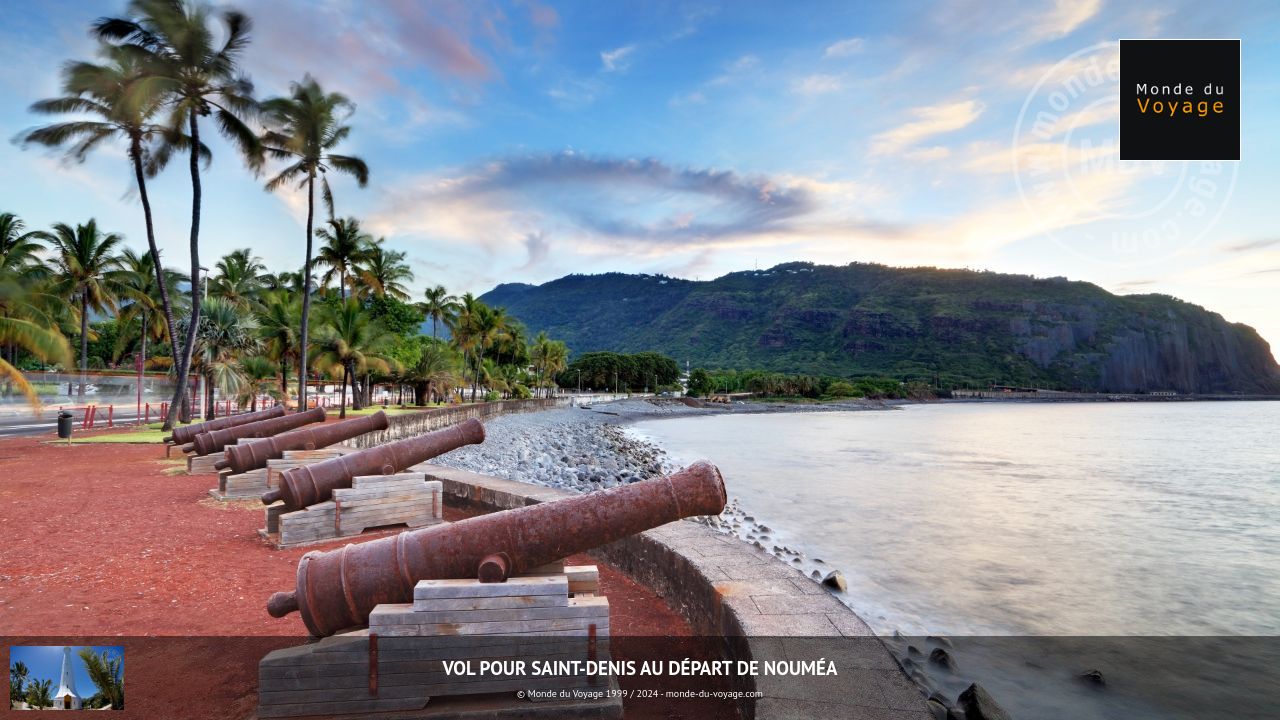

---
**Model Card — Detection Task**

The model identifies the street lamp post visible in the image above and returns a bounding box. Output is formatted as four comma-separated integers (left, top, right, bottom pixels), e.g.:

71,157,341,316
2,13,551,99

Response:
577,369,581,394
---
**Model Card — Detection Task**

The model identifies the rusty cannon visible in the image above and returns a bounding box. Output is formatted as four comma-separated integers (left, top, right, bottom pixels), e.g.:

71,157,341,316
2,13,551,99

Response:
214,410,391,473
267,460,726,636
184,406,327,456
261,418,486,510
164,405,285,445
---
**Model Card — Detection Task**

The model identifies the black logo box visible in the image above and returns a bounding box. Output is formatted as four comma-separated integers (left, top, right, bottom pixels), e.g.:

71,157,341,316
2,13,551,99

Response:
1120,39,1240,161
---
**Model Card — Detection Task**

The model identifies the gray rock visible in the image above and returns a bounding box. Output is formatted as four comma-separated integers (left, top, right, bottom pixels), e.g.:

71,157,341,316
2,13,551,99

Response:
929,647,957,671
927,698,950,720
821,570,848,592
957,684,1010,720
1078,669,1106,687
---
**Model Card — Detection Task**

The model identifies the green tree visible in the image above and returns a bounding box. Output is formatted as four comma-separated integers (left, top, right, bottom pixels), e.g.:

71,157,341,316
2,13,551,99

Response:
256,290,299,399
96,0,262,429
259,76,369,411
419,285,457,341
182,296,260,419
20,43,197,401
46,219,127,398
8,659,28,706
210,248,266,308
237,354,282,411
408,338,461,406
356,238,413,301
78,647,124,710
311,298,390,418
687,368,713,397
113,248,184,368
0,213,49,278
25,677,53,710
313,217,370,301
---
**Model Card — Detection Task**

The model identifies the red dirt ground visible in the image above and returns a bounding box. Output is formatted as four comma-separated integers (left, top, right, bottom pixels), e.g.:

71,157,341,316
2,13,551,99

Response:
0,427,732,719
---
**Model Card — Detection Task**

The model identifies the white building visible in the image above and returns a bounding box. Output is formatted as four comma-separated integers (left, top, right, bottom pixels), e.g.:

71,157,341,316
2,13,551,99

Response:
53,646,82,710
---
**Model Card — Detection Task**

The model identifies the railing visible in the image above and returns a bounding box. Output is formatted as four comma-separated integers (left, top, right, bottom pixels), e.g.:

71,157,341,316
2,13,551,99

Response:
347,398,572,449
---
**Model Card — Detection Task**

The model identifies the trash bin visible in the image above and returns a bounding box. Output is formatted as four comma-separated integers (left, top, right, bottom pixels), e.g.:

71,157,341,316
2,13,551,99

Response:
57,411,74,439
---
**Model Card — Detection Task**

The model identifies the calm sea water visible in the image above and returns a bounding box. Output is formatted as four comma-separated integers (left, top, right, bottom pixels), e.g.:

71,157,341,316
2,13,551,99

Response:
632,402,1280,636
630,402,1280,718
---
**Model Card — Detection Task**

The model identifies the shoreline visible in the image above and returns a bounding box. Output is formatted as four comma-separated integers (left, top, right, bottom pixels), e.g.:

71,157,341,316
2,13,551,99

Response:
433,396,883,597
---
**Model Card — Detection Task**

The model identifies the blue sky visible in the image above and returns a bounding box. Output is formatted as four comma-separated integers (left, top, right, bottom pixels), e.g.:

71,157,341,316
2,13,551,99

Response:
2,0,1279,351
9,645,124,700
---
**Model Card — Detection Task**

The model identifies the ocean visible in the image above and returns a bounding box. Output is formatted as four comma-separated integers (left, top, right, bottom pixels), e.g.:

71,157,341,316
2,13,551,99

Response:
629,402,1280,718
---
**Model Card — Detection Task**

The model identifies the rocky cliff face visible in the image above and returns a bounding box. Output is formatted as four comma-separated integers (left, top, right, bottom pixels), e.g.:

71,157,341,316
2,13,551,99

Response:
481,263,1280,394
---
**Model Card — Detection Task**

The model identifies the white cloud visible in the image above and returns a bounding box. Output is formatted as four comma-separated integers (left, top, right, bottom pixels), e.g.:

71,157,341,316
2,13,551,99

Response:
870,99,985,155
824,37,864,58
791,74,842,96
600,45,636,72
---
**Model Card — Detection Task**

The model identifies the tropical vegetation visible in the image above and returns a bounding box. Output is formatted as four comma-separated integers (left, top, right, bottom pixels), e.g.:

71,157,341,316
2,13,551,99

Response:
4,1,588,417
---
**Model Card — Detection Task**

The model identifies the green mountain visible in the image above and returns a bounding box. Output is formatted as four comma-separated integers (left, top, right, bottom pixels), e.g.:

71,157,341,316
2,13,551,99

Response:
480,262,1280,394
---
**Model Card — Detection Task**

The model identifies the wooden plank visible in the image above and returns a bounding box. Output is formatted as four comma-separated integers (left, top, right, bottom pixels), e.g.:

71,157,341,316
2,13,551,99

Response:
372,596,606,626
371,617,609,637
411,594,568,612
413,576,568,601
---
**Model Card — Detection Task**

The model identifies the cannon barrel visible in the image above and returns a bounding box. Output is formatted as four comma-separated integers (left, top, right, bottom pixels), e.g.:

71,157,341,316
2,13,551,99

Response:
184,407,327,456
214,411,391,473
164,405,285,444
267,460,726,636
261,418,486,509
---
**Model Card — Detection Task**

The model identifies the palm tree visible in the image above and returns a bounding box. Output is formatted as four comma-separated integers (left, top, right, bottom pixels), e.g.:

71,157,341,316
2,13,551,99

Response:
113,248,184,372
46,220,127,398
95,0,261,429
530,332,569,397
25,678,53,710
256,290,299,400
183,296,260,419
0,214,49,278
419,285,457,340
259,76,369,412
210,248,265,308
313,217,371,301
448,293,483,401
78,648,124,710
21,44,204,406
409,339,461,406
1,213,53,372
237,355,282,411
311,298,390,419
355,238,413,300
9,659,29,706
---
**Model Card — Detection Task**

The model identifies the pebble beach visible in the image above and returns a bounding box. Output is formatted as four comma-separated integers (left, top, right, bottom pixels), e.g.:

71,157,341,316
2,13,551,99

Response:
434,397,892,586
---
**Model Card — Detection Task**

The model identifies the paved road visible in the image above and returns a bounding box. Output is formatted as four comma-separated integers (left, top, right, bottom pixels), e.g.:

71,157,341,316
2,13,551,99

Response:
0,407,153,439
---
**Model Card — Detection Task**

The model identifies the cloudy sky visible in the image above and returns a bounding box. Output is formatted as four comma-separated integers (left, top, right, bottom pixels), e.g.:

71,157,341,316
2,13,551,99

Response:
2,0,1278,351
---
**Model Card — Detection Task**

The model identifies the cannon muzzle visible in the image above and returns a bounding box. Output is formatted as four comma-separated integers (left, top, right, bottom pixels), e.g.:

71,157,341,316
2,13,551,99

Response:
268,460,726,636
261,418,485,509
217,411,390,474
164,405,286,444
186,406,326,456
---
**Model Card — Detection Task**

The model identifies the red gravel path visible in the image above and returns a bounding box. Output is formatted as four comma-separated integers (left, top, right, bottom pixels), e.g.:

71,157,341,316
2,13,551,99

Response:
0,429,725,719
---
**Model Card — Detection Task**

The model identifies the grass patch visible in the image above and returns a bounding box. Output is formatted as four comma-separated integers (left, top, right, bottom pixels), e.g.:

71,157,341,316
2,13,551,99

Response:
52,428,169,444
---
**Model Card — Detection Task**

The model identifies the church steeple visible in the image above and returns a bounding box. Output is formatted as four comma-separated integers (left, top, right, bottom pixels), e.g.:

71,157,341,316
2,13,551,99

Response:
53,646,81,710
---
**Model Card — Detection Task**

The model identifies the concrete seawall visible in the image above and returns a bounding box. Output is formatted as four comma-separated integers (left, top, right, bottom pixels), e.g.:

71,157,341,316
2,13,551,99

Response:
415,462,930,720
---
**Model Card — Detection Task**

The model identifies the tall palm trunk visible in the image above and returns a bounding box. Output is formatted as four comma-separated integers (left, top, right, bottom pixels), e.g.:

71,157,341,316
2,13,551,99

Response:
205,371,215,419
338,363,348,419
166,113,204,428
298,173,315,411
78,293,88,399
130,135,178,428
348,361,360,412
279,356,289,399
